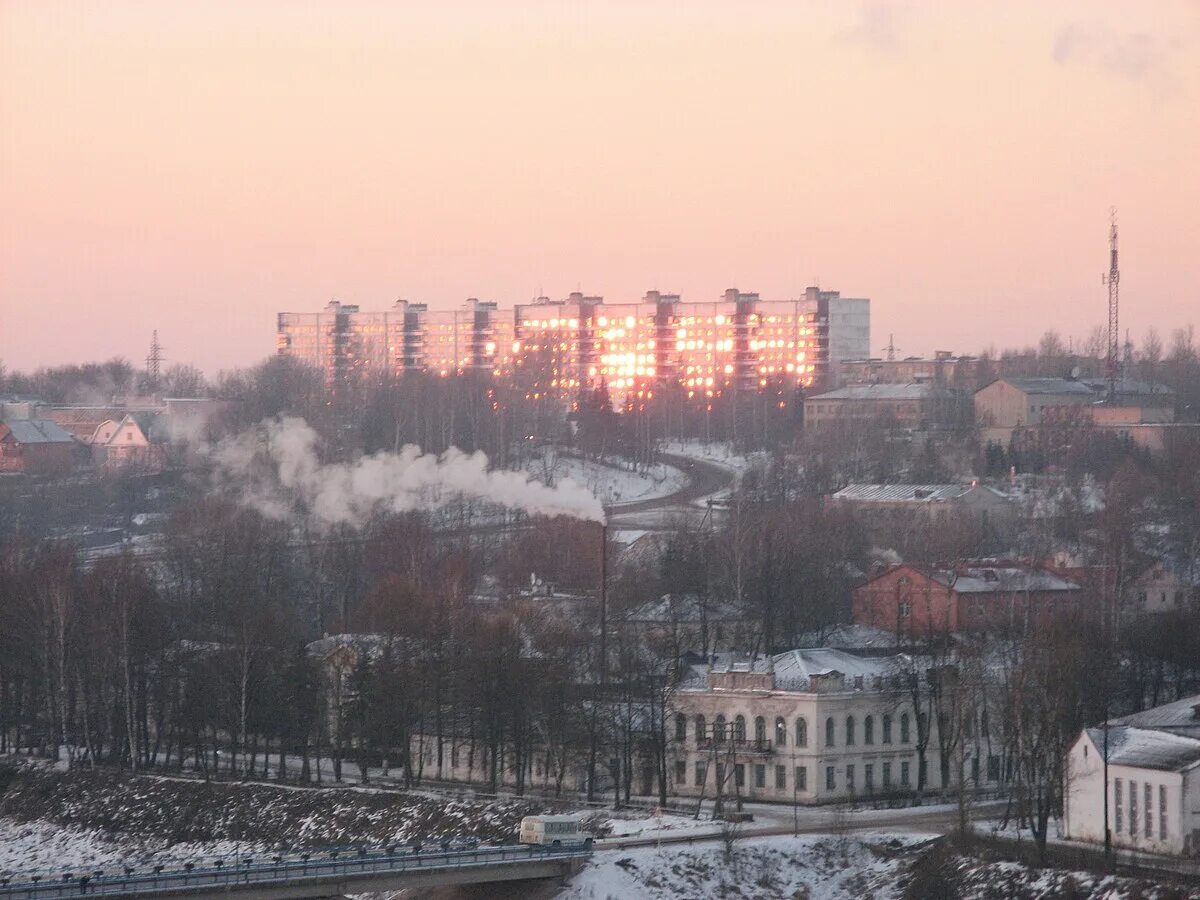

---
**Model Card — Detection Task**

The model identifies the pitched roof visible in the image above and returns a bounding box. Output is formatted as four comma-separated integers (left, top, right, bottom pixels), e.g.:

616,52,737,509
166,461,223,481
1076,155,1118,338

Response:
1086,725,1200,772
1,419,75,444
1111,693,1200,741
932,565,1080,593
807,383,940,402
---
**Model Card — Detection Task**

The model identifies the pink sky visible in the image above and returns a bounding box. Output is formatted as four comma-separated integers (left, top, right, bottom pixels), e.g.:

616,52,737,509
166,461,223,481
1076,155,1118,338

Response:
2,1,1198,375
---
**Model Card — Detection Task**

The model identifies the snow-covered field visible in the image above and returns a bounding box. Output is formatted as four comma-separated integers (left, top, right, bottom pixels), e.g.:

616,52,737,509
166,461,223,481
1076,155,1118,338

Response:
587,810,717,840
522,449,687,506
562,832,933,900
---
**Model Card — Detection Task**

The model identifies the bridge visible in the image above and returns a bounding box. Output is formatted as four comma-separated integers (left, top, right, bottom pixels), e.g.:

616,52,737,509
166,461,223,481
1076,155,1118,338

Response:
0,844,592,899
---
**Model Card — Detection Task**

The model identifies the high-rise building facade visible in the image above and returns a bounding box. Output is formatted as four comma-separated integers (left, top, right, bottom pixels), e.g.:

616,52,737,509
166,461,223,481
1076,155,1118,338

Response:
278,287,869,404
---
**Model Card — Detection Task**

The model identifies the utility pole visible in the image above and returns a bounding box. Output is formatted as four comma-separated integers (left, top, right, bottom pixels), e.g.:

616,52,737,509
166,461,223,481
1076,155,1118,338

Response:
1103,209,1120,403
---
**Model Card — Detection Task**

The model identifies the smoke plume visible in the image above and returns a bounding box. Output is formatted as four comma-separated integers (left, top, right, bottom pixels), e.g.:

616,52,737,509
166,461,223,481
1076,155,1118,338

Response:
211,417,605,527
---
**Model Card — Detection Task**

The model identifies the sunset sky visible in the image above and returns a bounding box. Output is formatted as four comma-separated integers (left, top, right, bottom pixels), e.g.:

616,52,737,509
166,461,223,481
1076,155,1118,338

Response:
2,1,1198,375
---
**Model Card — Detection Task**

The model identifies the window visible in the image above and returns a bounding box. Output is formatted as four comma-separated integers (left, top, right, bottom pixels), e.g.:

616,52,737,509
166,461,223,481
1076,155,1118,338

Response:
882,715,892,744
734,715,746,741
735,764,745,788
775,765,787,790
775,717,787,748
796,718,808,747
755,764,766,788
883,762,892,788
845,716,856,746
675,714,687,742
825,717,835,747
695,762,707,787
987,755,1000,782
826,766,835,791
901,713,911,743
980,710,990,738
1159,785,1167,840
754,716,766,745
865,716,875,745
796,766,807,791
846,764,856,792
1145,783,1153,838
1129,780,1137,836
715,715,726,743
675,760,687,785
695,715,706,743
901,761,911,787
451,746,459,768
865,764,874,792
899,600,912,618
716,764,725,787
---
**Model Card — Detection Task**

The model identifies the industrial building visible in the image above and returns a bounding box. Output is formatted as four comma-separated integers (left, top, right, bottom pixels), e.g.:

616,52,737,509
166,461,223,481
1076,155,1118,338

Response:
975,376,1178,448
276,287,869,404
803,382,971,430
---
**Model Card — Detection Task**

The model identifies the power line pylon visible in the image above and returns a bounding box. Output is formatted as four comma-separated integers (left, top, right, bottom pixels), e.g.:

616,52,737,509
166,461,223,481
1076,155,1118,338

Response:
146,330,164,389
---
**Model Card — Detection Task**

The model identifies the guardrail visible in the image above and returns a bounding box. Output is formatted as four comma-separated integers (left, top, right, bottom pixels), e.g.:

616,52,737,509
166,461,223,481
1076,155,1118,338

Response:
0,843,592,899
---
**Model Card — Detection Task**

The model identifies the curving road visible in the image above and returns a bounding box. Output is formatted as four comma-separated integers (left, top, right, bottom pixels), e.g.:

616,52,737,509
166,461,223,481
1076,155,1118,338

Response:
605,453,735,529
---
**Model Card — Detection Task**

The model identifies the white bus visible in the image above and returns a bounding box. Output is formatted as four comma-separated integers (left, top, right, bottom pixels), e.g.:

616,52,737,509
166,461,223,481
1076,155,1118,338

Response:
518,815,592,848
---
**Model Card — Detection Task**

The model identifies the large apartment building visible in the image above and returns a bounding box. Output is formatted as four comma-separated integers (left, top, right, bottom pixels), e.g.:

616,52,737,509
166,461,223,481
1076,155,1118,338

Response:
276,287,869,403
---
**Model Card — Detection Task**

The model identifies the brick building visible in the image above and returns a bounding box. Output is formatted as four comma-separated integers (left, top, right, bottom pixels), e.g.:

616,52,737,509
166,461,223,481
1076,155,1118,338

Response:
852,561,1091,636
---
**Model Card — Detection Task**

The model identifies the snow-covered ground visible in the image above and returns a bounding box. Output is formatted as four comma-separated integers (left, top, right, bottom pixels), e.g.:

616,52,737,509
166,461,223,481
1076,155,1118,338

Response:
586,810,716,840
0,820,264,878
561,832,934,900
521,449,688,506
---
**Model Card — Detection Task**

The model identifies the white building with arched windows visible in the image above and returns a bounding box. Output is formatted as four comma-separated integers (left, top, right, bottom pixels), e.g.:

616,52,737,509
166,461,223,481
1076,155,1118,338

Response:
667,649,947,804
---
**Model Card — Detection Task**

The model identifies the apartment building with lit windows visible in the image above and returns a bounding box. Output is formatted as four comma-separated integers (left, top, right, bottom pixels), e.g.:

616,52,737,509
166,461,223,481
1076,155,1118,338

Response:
277,287,869,402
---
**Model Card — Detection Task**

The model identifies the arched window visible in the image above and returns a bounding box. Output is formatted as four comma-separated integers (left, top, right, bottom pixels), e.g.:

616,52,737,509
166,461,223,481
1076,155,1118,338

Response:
845,716,856,746
734,715,746,741
775,717,787,748
864,715,875,745
714,714,726,743
675,713,687,742
901,713,911,743
796,717,808,747
695,714,706,743
754,716,766,744
882,714,893,744
825,717,835,747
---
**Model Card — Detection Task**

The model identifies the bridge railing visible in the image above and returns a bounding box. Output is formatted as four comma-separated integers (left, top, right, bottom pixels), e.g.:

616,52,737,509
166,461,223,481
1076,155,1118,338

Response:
0,843,592,899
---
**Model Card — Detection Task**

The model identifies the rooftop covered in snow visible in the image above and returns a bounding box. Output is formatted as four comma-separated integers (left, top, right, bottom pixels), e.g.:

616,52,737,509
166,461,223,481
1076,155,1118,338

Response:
1086,725,1200,772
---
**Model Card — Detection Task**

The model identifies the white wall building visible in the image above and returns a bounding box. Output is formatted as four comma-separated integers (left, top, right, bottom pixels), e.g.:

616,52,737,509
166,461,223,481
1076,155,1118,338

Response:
667,650,944,805
1063,694,1200,856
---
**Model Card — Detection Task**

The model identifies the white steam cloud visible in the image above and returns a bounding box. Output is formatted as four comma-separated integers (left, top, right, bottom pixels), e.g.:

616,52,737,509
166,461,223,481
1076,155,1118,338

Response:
211,417,605,527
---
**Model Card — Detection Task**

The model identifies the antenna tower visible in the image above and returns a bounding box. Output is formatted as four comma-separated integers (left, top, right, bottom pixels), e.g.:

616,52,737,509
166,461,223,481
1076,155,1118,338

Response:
1102,208,1120,402
146,330,164,388
883,334,899,361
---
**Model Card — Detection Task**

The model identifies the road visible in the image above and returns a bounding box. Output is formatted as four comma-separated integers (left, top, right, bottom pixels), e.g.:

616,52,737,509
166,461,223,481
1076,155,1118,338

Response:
597,799,1010,850
606,452,735,529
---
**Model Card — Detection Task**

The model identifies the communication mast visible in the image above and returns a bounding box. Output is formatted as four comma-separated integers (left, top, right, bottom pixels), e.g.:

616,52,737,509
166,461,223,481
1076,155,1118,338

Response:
146,330,164,389
1102,209,1120,402
883,334,900,361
